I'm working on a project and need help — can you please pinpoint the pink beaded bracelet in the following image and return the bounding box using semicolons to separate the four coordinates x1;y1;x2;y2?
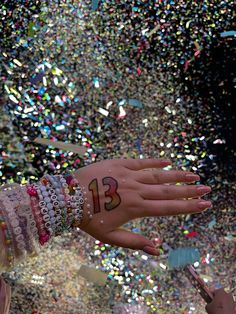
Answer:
26;185;50;246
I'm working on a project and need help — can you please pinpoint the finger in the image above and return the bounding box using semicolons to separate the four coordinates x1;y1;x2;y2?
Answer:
119;158;171;170
104;228;160;256
139;184;211;200
205;304;214;314
213;288;225;297
0;282;7;311
5;284;11;314
213;288;233;300
135;169;200;184
140;199;212;216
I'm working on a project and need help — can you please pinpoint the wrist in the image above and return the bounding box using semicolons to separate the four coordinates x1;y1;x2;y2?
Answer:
70;169;91;230
30;172;86;237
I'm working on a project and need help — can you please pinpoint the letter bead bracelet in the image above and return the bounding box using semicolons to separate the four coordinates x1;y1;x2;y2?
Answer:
0;172;85;272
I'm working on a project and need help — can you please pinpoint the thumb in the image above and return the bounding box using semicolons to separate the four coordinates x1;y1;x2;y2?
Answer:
104;228;160;256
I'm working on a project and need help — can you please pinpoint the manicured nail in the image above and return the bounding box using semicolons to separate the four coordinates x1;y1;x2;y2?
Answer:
161;159;172;165
185;174;200;181
198;201;212;210
143;246;160;256
196;185;211;195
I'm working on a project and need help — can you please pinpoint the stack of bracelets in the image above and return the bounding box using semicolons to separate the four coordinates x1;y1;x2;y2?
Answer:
0;171;85;273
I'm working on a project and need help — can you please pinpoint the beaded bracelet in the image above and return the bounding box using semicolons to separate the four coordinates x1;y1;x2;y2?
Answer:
0;171;87;272
8;185;38;256
7;185;40;257
0;201;14;270
40;172;85;231
62;172;85;226
21;186;39;241
46;179;64;235
42;175;66;234
33;183;54;236
27;186;50;246
52;175;72;230
44;175;68;233
0;183;35;268
4;184;38;260
41;174;83;232
18;186;40;256
40;181;58;235
1;185;39;260
0;190;25;261
30;179;64;238
54;174;80;229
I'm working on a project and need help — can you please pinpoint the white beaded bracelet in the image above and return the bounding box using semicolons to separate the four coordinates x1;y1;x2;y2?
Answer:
0;190;25;260
45;176;68;225
4;185;39;256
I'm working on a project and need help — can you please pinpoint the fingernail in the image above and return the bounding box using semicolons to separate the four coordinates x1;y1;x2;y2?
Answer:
185;174;200;181
161;160;172;166
198;201;212;210
196;185;211;195
143;246;160;256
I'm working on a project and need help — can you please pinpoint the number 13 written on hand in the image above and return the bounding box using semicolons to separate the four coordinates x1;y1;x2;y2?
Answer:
88;177;121;214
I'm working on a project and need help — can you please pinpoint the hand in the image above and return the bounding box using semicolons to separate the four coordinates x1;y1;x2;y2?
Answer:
206;288;236;314
74;158;212;255
0;277;11;314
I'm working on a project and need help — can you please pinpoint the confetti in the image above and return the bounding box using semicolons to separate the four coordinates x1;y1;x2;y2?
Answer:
34;138;87;155
78;264;107;286
127;99;143;108
168;248;201;269
92;0;100;11
0;0;234;313
208;219;216;229
220;30;236;37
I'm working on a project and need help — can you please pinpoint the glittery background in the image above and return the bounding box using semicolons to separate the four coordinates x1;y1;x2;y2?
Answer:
0;1;235;313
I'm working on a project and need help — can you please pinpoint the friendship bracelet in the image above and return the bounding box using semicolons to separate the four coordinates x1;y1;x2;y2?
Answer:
30;179;64;238
1;184;39;263
40;173;85;232
46;176;65;234
40;180;58;235
28;189;50;246
0;184;26;268
47;175;69;233
62;172;85;226
0;190;25;260
6;185;39;258
55;175;73;230
0;202;14;270
33;183;54;237
1;185;38;261
0;171;87;271
19;186;40;256
43;175;66;234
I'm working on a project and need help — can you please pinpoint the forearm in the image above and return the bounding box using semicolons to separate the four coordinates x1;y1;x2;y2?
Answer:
0;172;85;273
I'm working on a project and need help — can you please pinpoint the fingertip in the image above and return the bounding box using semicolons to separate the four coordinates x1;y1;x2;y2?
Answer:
143;245;160;256
198;201;212;210
160;159;172;167
185;173;200;182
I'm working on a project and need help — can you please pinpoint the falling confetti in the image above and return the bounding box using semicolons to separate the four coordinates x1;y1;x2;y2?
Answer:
168;248;201;269
0;0;234;313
